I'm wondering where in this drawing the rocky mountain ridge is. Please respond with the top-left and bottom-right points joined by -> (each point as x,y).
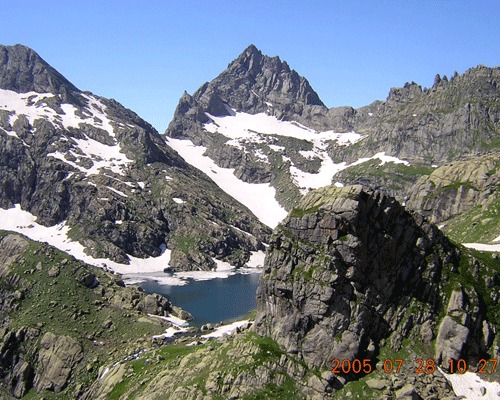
165,45 -> 500,234
333,65 -> 500,164
255,186 -> 498,369
0,44 -> 270,272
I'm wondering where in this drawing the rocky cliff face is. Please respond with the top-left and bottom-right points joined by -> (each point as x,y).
0,44 -> 80,104
255,186 -> 498,380
406,152 -> 500,227
0,44 -> 270,270
330,66 -> 500,165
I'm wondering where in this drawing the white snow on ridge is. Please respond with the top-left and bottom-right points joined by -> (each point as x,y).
200,110 -> 411,197
463,243 -> 500,252
201,320 -> 250,339
2,89 -> 132,176
0,89 -> 115,135
166,138 -> 287,228
350,152 -> 410,167
289,146 -> 347,195
46,136 -> 132,176
204,109 -> 363,146
0,205 -> 172,275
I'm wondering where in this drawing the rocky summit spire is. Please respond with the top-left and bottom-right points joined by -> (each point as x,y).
166,44 -> 328,141
0,44 -> 79,97
193,44 -> 325,116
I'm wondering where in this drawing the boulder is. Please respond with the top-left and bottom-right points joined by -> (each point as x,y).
435,316 -> 469,367
34,332 -> 83,393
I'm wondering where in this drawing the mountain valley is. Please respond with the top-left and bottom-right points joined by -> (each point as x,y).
0,43 -> 499,399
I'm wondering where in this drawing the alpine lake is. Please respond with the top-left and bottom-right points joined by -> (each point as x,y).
137,271 -> 261,327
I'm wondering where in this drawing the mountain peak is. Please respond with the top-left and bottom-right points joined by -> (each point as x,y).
242,43 -> 261,56
186,45 -> 325,120
0,44 -> 79,96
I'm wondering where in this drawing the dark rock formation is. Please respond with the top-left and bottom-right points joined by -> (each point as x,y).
0,44 -> 81,104
255,186 -> 497,375
0,44 -> 270,269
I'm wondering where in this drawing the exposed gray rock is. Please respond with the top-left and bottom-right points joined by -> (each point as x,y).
0,44 -> 271,270
366,378 -> 389,390
34,332 -> 83,393
0,44 -> 80,104
396,384 -> 422,400
435,316 -> 470,367
255,185 -> 496,378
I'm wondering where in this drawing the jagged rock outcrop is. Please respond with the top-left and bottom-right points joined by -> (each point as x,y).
0,44 -> 270,269
255,186 -> 498,377
168,44 -> 327,137
34,332 -> 83,393
331,65 -> 500,165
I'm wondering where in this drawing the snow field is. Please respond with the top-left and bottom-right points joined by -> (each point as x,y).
166,137 -> 288,228
440,369 -> 500,400
0,205 -> 266,286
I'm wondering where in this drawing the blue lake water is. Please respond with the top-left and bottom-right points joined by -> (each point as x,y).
139,271 -> 261,326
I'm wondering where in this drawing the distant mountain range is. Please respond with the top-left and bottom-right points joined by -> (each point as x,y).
0,44 -> 269,274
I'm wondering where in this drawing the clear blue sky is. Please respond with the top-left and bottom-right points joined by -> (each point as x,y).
1,1 -> 499,131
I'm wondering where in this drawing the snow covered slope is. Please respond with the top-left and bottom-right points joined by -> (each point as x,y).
167,106 -> 411,224
0,44 -> 271,272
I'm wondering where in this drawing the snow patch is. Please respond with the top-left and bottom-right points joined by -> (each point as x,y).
350,152 -> 410,167
268,144 -> 285,152
166,138 -> 287,228
212,258 -> 234,272
204,110 -> 363,147
201,320 -> 250,339
172,198 -> 185,204
440,368 -> 500,400
463,243 -> 500,252
106,186 -> 128,198
245,250 -> 266,268
0,90 -> 115,135
0,205 -> 172,275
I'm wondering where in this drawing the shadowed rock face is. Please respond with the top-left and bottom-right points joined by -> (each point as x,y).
255,185 -> 497,371
0,44 -> 81,104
